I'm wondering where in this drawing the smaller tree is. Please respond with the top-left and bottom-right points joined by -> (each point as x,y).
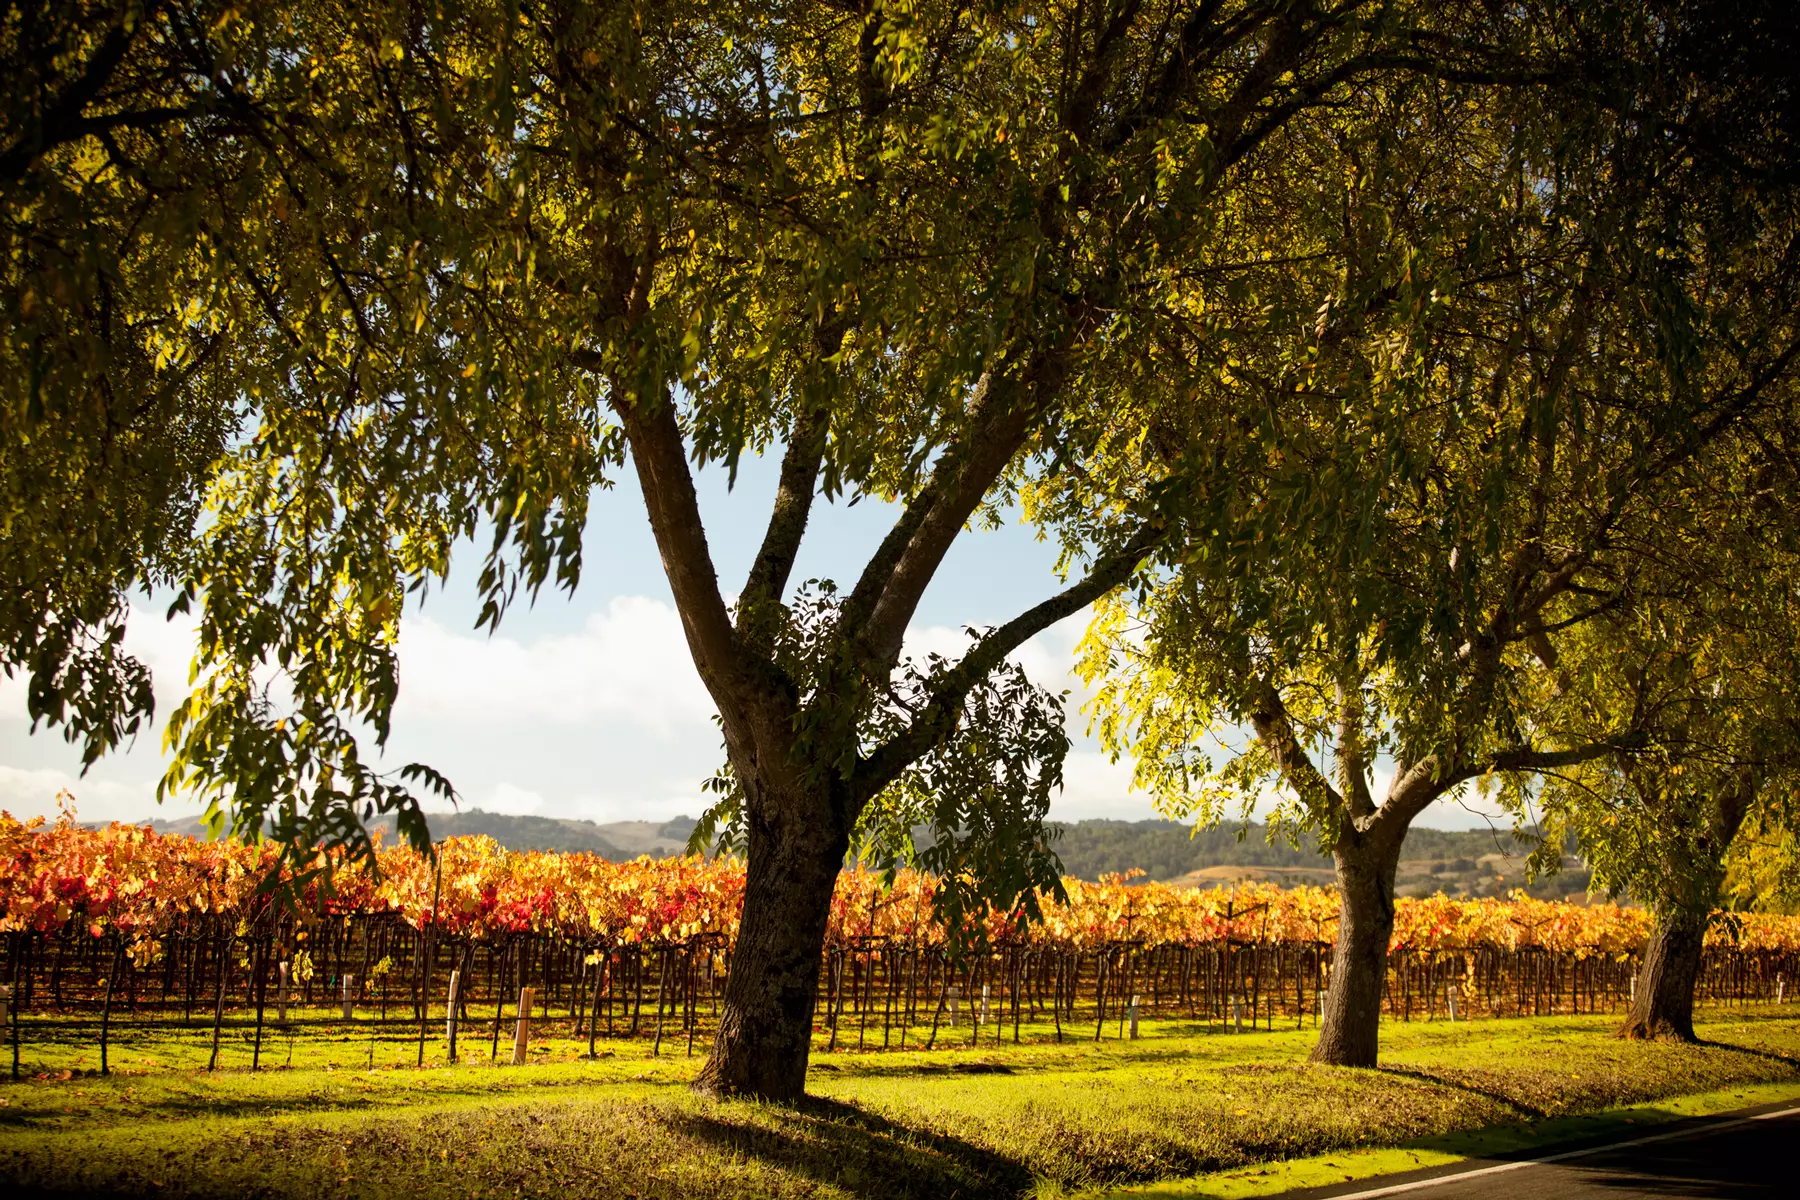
1076,23 -> 1800,1066
1525,453 -> 1800,1041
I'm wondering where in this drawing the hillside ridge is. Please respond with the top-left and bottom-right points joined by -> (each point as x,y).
133,810 -> 1589,900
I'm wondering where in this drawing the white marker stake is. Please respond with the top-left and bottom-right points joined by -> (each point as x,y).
446,970 -> 462,1061
949,985 -> 960,1027
1129,994 -> 1140,1039
341,973 -> 356,1021
512,987 -> 534,1065
277,961 -> 290,1023
1447,984 -> 1459,1022
980,983 -> 990,1026
1778,974 -> 1785,1005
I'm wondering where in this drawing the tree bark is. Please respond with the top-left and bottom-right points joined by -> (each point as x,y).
693,784 -> 847,1099
1617,906 -> 1708,1042
1617,778 -> 1754,1043
1310,831 -> 1404,1067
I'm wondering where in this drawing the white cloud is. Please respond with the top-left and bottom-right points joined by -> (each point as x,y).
477,782 -> 548,816
561,779 -> 713,824
1049,750 -> 1154,821
0,764 -> 203,825
394,596 -> 714,734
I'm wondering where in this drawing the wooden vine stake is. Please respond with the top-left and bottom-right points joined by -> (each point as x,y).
1,979 -> 13,1081
342,973 -> 357,1021
1128,993 -> 1140,1040
511,987 -> 534,1065
446,969 -> 462,1062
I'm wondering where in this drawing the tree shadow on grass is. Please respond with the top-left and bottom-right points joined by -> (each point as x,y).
665,1094 -> 1035,1200
1694,1040 -> 1800,1072
1380,1065 -> 1550,1120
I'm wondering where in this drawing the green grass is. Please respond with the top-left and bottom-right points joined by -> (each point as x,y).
3,1007 -> 1798,1198
1095,1078 -> 1800,1198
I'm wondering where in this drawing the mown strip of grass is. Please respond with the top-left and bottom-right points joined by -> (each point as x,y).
2,1008 -> 1797,1199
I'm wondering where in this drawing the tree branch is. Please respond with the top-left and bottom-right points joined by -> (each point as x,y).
1377,753 -> 1464,830
846,347 -> 1080,672
740,403 -> 828,622
1248,678 -> 1346,823
612,388 -> 749,706
1380,731 -> 1651,833
844,363 -> 1044,669
1,12 -> 150,188
1488,736 -> 1646,775
849,523 -> 1163,809
1333,678 -> 1376,820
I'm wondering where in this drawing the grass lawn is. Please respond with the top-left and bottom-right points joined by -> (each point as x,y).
2,1006 -> 1797,1198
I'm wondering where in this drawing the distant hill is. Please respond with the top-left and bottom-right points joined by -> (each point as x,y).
1048,818 -> 1523,879
143,810 -> 699,860
136,810 -> 1592,901
1047,818 -> 1591,901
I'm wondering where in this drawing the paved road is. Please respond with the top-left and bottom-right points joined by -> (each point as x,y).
1285,1102 -> 1800,1199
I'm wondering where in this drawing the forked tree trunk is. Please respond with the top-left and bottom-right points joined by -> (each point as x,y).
694,785 -> 847,1099
1618,907 -> 1707,1042
1311,832 -> 1404,1067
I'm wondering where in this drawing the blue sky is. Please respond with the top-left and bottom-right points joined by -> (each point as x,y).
0,449 -> 1506,833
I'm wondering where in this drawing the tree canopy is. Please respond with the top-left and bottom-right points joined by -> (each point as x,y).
9,0 -> 1798,1091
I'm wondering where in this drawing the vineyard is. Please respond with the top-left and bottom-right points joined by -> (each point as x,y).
3,809 -> 1798,1077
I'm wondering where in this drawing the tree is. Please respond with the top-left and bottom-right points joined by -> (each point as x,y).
1524,440 -> 1800,1041
1077,12 -> 1800,1067
6,0 -> 1656,1100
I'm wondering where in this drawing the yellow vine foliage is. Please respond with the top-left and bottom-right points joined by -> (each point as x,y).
6,806 -> 1799,963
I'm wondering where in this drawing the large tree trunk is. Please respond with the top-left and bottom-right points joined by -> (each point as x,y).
1311,832 -> 1404,1067
1617,906 -> 1708,1042
694,785 -> 847,1099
